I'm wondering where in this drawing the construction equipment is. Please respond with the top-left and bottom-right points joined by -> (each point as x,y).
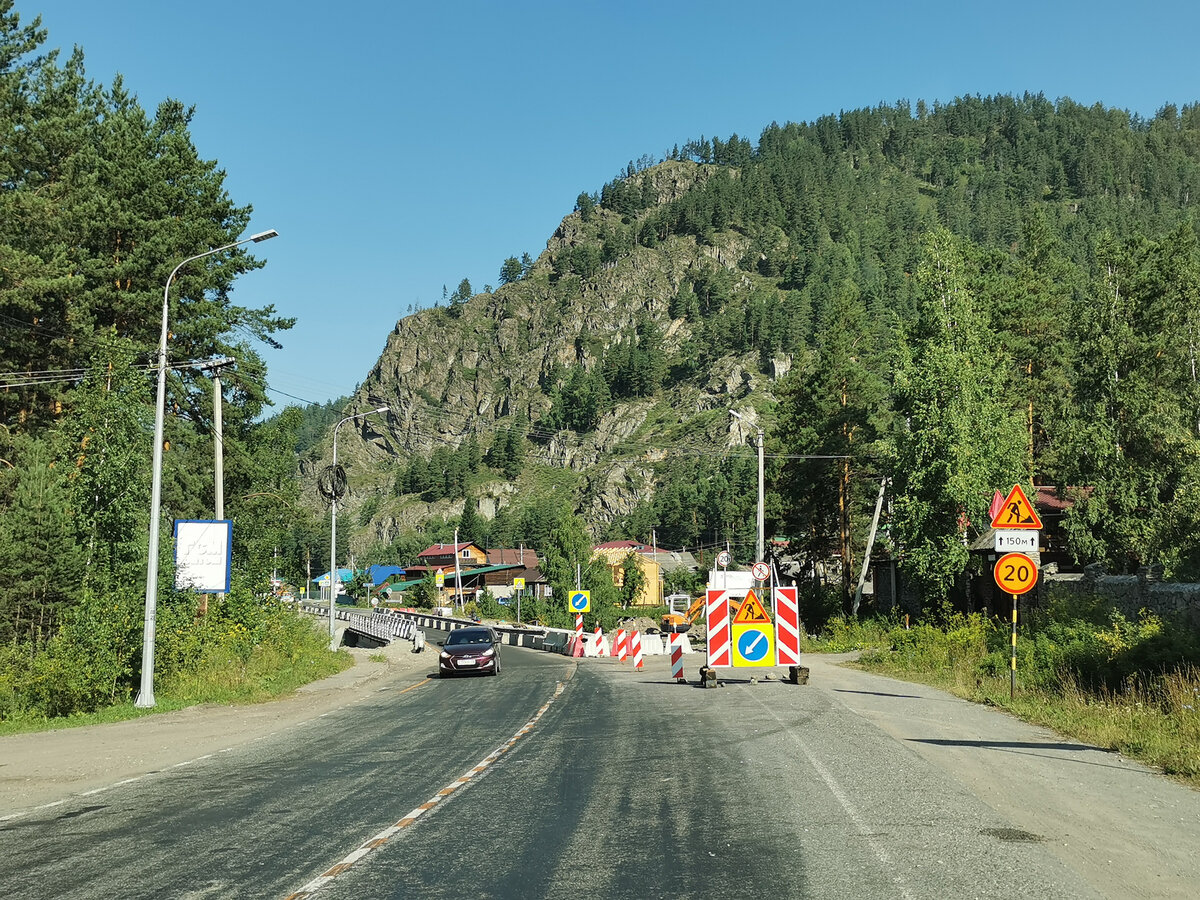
661,593 -> 705,634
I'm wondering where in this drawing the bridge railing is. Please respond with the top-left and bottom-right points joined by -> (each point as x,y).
296,603 -> 550,649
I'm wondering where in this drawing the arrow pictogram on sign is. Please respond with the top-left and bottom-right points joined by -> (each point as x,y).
989,484 -> 1043,530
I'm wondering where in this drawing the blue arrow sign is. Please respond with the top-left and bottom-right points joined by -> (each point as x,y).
737,628 -> 770,663
569,590 -> 591,612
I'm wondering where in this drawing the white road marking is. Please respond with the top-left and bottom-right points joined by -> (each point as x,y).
749,692 -> 917,900
283,675 -> 573,899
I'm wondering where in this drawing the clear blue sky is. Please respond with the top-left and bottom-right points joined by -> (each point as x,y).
27,0 -> 1200,408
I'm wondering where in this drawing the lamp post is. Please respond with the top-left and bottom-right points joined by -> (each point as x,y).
730,409 -> 765,567
135,230 -> 278,709
328,406 -> 389,648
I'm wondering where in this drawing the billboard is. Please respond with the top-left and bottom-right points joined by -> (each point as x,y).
174,520 -> 232,592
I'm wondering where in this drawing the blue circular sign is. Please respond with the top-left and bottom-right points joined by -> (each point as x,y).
570,591 -> 589,611
737,628 -> 770,663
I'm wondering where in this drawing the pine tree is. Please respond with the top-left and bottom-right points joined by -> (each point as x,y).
458,498 -> 480,544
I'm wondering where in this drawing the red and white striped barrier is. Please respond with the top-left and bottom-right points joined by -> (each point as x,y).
630,630 -> 643,669
774,586 -> 801,666
593,626 -> 608,657
670,633 -> 684,681
705,588 -> 731,667
575,613 -> 584,645
614,628 -> 628,662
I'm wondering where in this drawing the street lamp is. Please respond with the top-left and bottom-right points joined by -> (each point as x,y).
729,408 -> 765,567
135,229 -> 278,709
328,406 -> 389,648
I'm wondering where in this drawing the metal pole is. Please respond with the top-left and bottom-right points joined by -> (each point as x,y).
454,527 -> 463,611
1010,592 -> 1018,700
729,409 -> 765,565
212,369 -> 225,521
329,490 -> 337,646
328,406 -> 388,649
756,427 -> 765,565
853,478 -> 888,616
136,230 -> 277,709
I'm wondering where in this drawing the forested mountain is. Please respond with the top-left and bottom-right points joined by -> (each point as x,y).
333,93 -> 1200,605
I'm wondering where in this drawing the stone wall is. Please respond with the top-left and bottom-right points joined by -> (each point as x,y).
1045,563 -> 1200,627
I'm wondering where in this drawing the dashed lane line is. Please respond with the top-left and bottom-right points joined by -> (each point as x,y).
283,674 -> 573,900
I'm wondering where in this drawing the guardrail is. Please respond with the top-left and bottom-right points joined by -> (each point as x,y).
295,604 -> 684,656
297,604 -> 550,650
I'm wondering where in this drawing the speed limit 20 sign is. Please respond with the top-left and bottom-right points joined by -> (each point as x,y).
994,552 -> 1038,595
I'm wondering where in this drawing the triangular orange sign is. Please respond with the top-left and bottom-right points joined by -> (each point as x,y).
731,589 -> 772,624
989,484 -> 1042,530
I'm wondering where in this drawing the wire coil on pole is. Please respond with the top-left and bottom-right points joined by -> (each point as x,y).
317,464 -> 348,502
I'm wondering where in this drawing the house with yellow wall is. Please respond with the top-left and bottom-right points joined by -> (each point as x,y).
591,541 -> 664,607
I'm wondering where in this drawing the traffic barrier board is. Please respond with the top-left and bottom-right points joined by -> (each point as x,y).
774,586 -> 801,666
705,589 -> 732,667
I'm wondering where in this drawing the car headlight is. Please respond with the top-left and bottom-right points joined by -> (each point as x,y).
440,651 -> 451,659
480,647 -> 494,657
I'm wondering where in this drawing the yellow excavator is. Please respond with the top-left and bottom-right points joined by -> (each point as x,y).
661,593 -> 706,633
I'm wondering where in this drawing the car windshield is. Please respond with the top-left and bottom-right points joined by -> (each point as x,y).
446,630 -> 492,646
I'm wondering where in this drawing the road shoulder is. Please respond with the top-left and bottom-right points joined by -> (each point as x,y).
0,640 -> 434,819
804,653 -> 1200,900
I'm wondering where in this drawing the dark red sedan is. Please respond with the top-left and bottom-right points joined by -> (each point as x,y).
438,626 -> 502,676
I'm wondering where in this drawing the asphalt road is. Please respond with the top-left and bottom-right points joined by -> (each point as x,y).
2,637 -> 1198,899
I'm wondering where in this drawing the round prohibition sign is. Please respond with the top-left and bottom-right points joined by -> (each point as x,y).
994,552 -> 1038,595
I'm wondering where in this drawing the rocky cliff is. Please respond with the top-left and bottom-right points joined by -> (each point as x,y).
309,160 -> 783,551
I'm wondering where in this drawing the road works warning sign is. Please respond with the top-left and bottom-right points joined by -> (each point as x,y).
732,589 -> 771,624
990,484 -> 1043,530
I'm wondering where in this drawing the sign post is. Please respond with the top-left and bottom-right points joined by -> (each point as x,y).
990,484 -> 1042,701
994,551 -> 1038,699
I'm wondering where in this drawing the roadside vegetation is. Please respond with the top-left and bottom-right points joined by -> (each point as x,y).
801,596 -> 1200,787
0,580 -> 351,736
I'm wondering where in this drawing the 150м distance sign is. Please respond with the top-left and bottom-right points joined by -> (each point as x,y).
994,530 -> 1038,553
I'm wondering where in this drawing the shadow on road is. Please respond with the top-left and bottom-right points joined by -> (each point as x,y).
911,738 -> 1110,752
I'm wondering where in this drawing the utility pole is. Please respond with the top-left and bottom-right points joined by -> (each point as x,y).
454,527 -> 463,610
194,356 -> 235,609
193,356 -> 236,522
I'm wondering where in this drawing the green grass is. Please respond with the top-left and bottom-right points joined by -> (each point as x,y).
0,631 -> 353,737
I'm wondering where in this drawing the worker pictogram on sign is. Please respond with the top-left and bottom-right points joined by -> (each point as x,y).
990,484 -> 1043,530
731,589 -> 771,624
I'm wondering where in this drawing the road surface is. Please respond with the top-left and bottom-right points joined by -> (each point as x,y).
1,637 -> 1196,898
